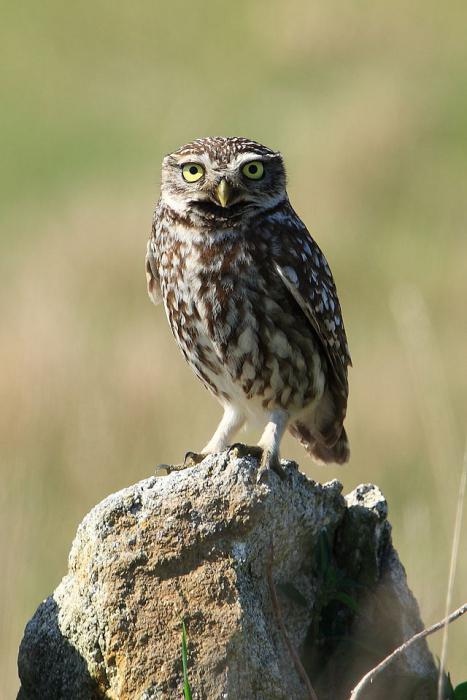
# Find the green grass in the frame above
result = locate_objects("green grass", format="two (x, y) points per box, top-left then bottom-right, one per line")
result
(182, 621), (193, 700)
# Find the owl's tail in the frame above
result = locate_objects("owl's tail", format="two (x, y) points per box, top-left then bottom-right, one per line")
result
(289, 422), (350, 465)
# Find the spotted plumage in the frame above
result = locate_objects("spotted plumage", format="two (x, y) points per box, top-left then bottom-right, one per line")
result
(146, 136), (351, 475)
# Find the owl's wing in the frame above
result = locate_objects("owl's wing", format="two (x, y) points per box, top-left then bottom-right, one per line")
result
(272, 219), (351, 394)
(145, 237), (162, 305)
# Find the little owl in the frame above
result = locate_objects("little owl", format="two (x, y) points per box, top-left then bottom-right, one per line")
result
(146, 137), (351, 478)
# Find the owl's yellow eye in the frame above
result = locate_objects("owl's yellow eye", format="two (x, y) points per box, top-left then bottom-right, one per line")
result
(242, 160), (264, 180)
(182, 163), (204, 182)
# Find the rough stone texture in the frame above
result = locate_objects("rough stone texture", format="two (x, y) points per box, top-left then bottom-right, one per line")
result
(18, 452), (438, 699)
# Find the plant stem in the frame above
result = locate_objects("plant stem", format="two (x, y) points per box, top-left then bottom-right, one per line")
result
(349, 604), (467, 700)
(437, 440), (467, 700)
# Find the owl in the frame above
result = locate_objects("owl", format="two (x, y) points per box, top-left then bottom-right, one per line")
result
(146, 137), (351, 478)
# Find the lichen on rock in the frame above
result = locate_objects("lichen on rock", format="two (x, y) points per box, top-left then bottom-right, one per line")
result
(17, 452), (438, 699)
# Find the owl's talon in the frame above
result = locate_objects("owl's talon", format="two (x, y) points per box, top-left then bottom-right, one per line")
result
(183, 451), (208, 468)
(156, 453), (207, 474)
(257, 450), (287, 482)
(155, 464), (173, 476)
(228, 443), (263, 461)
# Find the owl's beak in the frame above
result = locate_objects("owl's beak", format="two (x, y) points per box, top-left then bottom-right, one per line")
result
(215, 179), (231, 208)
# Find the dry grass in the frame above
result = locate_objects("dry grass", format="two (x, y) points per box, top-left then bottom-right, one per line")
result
(1, 2), (466, 696)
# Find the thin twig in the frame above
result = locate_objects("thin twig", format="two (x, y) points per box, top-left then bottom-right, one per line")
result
(267, 542), (319, 700)
(349, 603), (467, 699)
(437, 439), (467, 700)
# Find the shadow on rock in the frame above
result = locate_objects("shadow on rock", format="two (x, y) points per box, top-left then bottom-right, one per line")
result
(17, 596), (104, 700)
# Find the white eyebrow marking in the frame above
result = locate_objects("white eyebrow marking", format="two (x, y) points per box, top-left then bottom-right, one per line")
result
(175, 153), (213, 168)
(231, 152), (267, 168)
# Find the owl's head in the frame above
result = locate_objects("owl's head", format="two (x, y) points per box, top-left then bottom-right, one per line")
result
(160, 137), (286, 223)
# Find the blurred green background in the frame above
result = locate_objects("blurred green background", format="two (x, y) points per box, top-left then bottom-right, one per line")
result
(1, 1), (466, 695)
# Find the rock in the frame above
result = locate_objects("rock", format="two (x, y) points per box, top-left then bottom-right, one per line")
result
(17, 452), (438, 699)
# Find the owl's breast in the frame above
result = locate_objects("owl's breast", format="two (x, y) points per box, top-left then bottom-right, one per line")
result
(217, 269), (325, 411)
(157, 226), (325, 413)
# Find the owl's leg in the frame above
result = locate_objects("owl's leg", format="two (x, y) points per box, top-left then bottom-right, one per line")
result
(157, 406), (245, 474)
(184, 407), (245, 467)
(257, 409), (289, 480)
(202, 405), (246, 454)
(181, 408), (245, 469)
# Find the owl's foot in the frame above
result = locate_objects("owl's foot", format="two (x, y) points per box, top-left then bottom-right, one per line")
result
(154, 463), (173, 476)
(227, 443), (264, 461)
(183, 451), (209, 468)
(257, 450), (287, 483)
(154, 452), (208, 476)
(228, 443), (286, 482)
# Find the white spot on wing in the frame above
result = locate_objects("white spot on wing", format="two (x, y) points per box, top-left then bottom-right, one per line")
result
(237, 326), (256, 353)
(269, 329), (291, 359)
(282, 266), (299, 286)
(241, 361), (256, 381)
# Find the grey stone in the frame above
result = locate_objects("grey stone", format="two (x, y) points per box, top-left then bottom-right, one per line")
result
(17, 452), (438, 699)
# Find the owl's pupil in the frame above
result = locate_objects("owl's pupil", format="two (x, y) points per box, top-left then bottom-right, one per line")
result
(189, 166), (198, 175)
(249, 164), (258, 174)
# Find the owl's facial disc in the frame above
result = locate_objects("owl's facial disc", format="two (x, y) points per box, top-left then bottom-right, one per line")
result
(192, 179), (249, 218)
(161, 139), (287, 222)
(177, 163), (257, 215)
(193, 158), (270, 212)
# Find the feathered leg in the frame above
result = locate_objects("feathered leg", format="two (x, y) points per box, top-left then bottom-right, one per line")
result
(202, 405), (245, 453)
(183, 406), (245, 467)
(257, 409), (289, 479)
